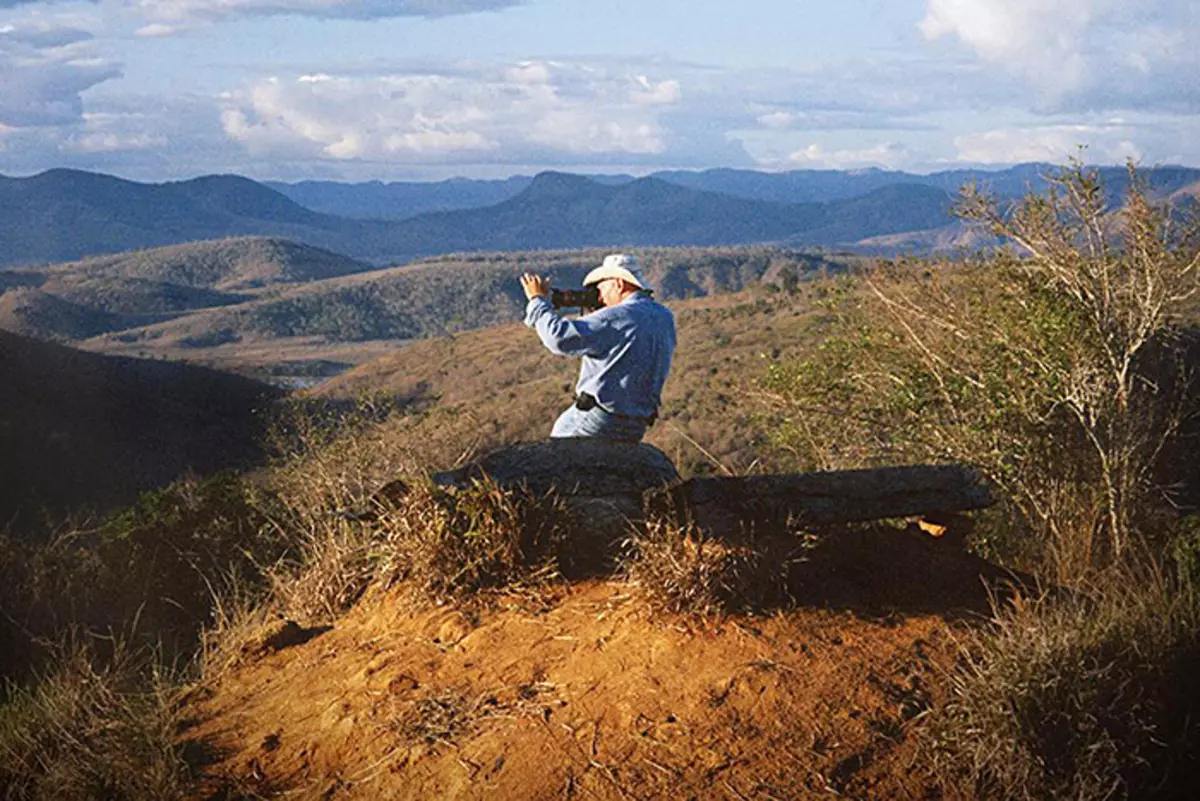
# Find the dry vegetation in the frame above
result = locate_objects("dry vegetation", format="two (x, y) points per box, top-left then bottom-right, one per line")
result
(2, 164), (1199, 799)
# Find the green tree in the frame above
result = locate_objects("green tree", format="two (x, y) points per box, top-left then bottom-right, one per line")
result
(763, 163), (1199, 578)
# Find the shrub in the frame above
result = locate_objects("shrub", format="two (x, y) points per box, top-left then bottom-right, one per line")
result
(929, 568), (1200, 799)
(762, 163), (1199, 580)
(0, 472), (282, 680)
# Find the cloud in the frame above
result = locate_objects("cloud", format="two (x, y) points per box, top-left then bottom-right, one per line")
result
(134, 23), (181, 37)
(219, 61), (684, 165)
(0, 93), (245, 178)
(918, 0), (1200, 109)
(0, 23), (93, 49)
(0, 24), (120, 128)
(781, 142), (911, 170)
(127, 0), (523, 22)
(952, 124), (1144, 165)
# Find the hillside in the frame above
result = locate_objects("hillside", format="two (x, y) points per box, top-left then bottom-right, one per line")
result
(4, 168), (1197, 801)
(174, 283), (1046, 799)
(0, 288), (126, 340)
(74, 248), (847, 382)
(40, 236), (375, 291)
(0, 330), (280, 536)
(0, 237), (376, 342)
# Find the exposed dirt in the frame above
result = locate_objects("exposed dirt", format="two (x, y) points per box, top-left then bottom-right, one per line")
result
(184, 525), (1013, 800)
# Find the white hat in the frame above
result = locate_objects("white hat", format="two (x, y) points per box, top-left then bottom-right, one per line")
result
(583, 253), (648, 290)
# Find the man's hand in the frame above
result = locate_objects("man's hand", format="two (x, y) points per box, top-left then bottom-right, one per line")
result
(520, 272), (551, 301)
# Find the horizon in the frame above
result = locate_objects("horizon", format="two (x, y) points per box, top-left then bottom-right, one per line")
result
(2, 1), (1197, 183)
(5, 160), (1197, 187)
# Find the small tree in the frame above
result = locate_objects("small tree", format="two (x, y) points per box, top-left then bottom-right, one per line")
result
(959, 162), (1198, 560)
(763, 163), (1199, 578)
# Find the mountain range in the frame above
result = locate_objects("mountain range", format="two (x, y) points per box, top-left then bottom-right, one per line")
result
(9, 163), (1195, 270)
(267, 163), (1200, 220)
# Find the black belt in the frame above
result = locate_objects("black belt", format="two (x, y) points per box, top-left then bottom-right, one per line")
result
(575, 392), (658, 425)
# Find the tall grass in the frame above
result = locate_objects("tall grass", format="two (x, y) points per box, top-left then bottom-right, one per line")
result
(929, 561), (1200, 799)
(0, 641), (191, 801)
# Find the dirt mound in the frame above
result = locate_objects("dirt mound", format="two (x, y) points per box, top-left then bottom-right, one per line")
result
(184, 522), (1020, 799)
(187, 583), (961, 800)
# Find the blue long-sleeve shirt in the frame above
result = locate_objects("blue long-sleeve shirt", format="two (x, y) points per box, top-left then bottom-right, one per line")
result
(524, 292), (676, 419)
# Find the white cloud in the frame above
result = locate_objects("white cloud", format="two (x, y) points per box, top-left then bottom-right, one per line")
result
(630, 76), (680, 106)
(219, 61), (682, 164)
(128, 0), (522, 22)
(134, 23), (181, 37)
(918, 0), (1200, 108)
(953, 124), (1142, 165)
(0, 92), (239, 177)
(0, 23), (120, 128)
(782, 142), (911, 170)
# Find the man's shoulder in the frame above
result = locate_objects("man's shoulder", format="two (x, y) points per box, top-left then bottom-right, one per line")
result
(635, 295), (674, 321)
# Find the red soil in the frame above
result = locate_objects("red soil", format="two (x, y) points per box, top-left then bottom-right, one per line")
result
(185, 563), (984, 800)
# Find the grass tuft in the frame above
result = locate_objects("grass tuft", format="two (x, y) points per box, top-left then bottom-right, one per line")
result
(622, 515), (813, 615)
(928, 565), (1200, 799)
(0, 640), (191, 801)
(376, 478), (573, 603)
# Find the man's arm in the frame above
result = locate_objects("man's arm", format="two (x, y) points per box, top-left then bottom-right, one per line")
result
(520, 272), (614, 357)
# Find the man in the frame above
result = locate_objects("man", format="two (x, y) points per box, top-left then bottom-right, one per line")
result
(521, 253), (675, 442)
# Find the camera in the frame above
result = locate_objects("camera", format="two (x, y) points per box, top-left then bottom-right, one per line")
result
(550, 286), (601, 311)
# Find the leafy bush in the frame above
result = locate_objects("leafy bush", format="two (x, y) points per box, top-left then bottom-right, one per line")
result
(762, 163), (1199, 580)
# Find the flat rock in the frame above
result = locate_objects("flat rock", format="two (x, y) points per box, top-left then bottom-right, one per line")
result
(431, 438), (680, 498)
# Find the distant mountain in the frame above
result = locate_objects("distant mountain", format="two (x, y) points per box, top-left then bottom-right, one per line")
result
(653, 166), (980, 204)
(0, 168), (960, 268)
(387, 172), (837, 252)
(0, 169), (399, 268)
(267, 175), (534, 220)
(17, 164), (1193, 271)
(0, 330), (279, 535)
(788, 183), (954, 245)
(268, 164), (1200, 220)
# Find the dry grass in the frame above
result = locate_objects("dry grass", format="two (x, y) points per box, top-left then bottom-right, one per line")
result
(928, 564), (1200, 799)
(622, 514), (815, 615)
(0, 640), (191, 801)
(375, 478), (574, 603)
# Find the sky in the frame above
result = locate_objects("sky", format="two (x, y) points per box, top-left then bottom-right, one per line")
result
(1, 0), (1197, 182)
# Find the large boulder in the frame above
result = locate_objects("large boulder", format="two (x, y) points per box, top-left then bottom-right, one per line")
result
(431, 438), (679, 496)
(432, 439), (680, 546)
(352, 439), (678, 540)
